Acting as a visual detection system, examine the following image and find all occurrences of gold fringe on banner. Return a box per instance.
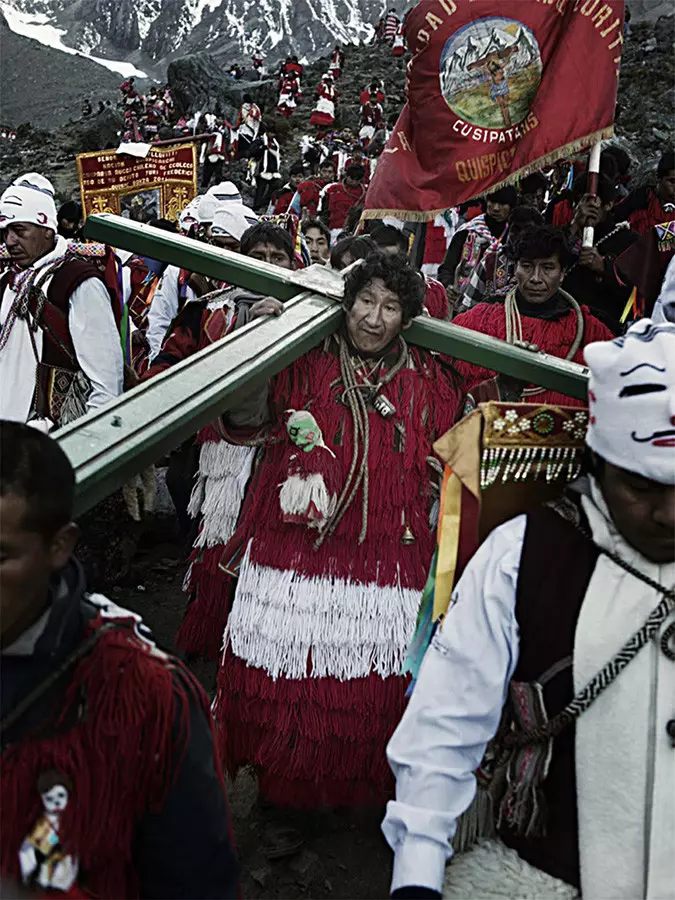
[361,126,614,223]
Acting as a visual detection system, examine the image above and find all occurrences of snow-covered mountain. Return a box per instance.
[0,0,409,74]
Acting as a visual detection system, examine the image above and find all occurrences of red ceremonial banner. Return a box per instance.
[364,0,625,220]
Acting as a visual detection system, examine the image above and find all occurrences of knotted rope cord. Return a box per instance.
[0,262,56,351]
[314,338,368,547]
[504,545,675,751]
[314,334,409,548]
[503,286,585,398]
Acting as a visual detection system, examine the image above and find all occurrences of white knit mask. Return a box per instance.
[585,319,675,485]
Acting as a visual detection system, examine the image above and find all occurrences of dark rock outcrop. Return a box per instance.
[167,53,277,118]
[69,107,125,152]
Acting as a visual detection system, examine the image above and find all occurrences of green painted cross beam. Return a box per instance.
[58,215,588,513]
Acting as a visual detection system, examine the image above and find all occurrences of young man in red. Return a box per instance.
[0,422,239,898]
[319,163,366,241]
[452,225,614,406]
[345,144,371,186]
[294,159,336,219]
[271,163,305,214]
[614,149,675,235]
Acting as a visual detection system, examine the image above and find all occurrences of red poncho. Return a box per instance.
[628,190,675,236]
[452,298,614,406]
[320,181,366,230]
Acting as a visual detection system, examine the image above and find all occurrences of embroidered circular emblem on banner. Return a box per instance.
[440,17,542,130]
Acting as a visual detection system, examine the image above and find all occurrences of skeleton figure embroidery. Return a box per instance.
[19,772,79,892]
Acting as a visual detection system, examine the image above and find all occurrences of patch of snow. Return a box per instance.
[194,0,225,20]
[0,2,147,77]
[136,0,162,42]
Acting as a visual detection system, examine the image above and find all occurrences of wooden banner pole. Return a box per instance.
[583,141,602,248]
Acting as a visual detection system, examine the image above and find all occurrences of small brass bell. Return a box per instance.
[401,523,416,545]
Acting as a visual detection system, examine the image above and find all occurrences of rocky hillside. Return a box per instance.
[0,10,120,127]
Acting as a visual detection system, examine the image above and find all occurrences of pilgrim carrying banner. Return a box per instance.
[76,143,197,222]
[364,0,625,220]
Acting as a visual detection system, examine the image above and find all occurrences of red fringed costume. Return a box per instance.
[187,334,462,806]
[452,297,613,407]
[1,591,235,898]
[424,277,450,321]
[310,80,338,128]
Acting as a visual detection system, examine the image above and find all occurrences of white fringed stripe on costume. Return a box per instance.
[443,840,579,900]
[187,441,256,548]
[225,544,422,681]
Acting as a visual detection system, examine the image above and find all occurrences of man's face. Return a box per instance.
[657,169,675,205]
[345,174,363,190]
[3,223,54,268]
[598,461,675,563]
[506,223,526,252]
[319,165,335,183]
[345,277,408,355]
[521,189,545,212]
[0,493,77,648]
[247,241,293,269]
[515,254,563,304]
[304,226,330,265]
[485,200,512,223]
[290,173,302,191]
[212,234,241,252]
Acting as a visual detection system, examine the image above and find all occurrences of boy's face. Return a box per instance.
[0,493,77,648]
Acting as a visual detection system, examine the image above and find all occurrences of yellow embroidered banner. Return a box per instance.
[76,143,197,222]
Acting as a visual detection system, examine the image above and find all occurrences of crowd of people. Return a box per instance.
[1,14,674,900]
[118,79,175,143]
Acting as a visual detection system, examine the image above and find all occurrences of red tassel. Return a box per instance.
[175,556,235,660]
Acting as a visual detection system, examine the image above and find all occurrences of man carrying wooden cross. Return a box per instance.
[197,252,464,810]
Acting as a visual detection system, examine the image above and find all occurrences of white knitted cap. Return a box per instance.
[11,172,56,197]
[211,206,255,241]
[198,192,258,226]
[206,181,242,203]
[585,319,675,484]
[0,184,58,231]
[197,193,219,224]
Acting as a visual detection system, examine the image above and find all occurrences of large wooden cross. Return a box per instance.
[58,215,588,513]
